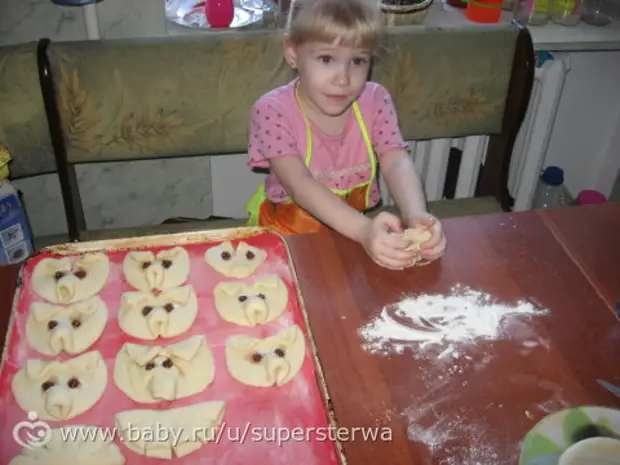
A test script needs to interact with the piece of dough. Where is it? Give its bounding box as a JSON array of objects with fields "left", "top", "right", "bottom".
[
  {"left": 113, "top": 335, "right": 215, "bottom": 403},
  {"left": 204, "top": 240, "right": 267, "bottom": 278},
  {"left": 225, "top": 324, "right": 306, "bottom": 387},
  {"left": 25, "top": 296, "right": 108, "bottom": 356},
  {"left": 118, "top": 285, "right": 198, "bottom": 340},
  {"left": 11, "top": 351, "right": 107, "bottom": 421},
  {"left": 9, "top": 424, "right": 125, "bottom": 465},
  {"left": 122, "top": 246, "right": 190, "bottom": 292},
  {"left": 401, "top": 227, "right": 433, "bottom": 267},
  {"left": 115, "top": 401, "right": 225, "bottom": 459},
  {"left": 214, "top": 274, "right": 288, "bottom": 326},
  {"left": 558, "top": 437, "right": 620, "bottom": 465},
  {"left": 31, "top": 253, "right": 110, "bottom": 304}
]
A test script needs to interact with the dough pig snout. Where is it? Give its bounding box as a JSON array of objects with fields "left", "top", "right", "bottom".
[
  {"left": 56, "top": 275, "right": 78, "bottom": 302},
  {"left": 149, "top": 371, "right": 178, "bottom": 400},
  {"left": 243, "top": 297, "right": 269, "bottom": 325},
  {"left": 145, "top": 264, "right": 165, "bottom": 290},
  {"left": 49, "top": 322, "right": 72, "bottom": 353},
  {"left": 147, "top": 308, "right": 169, "bottom": 336},
  {"left": 45, "top": 385, "right": 73, "bottom": 419},
  {"left": 265, "top": 356, "right": 290, "bottom": 386}
]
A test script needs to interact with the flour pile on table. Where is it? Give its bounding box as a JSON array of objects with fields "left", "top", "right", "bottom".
[{"left": 358, "top": 284, "right": 547, "bottom": 360}]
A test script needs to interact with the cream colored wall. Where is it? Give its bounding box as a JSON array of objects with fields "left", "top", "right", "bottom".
[{"left": 543, "top": 50, "right": 620, "bottom": 199}]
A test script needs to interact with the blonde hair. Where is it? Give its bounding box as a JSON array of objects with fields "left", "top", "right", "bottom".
[{"left": 284, "top": 0, "right": 383, "bottom": 53}]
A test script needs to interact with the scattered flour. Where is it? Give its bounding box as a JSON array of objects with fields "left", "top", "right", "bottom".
[
  {"left": 357, "top": 285, "right": 558, "bottom": 464},
  {"left": 358, "top": 284, "right": 547, "bottom": 361},
  {"left": 402, "top": 404, "right": 505, "bottom": 465}
]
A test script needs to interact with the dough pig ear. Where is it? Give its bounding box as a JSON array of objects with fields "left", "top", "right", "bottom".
[
  {"left": 70, "top": 351, "right": 102, "bottom": 374},
  {"left": 25, "top": 359, "right": 51, "bottom": 380},
  {"left": 128, "top": 251, "right": 155, "bottom": 264},
  {"left": 168, "top": 336, "right": 204, "bottom": 361},
  {"left": 227, "top": 335, "right": 259, "bottom": 352},
  {"left": 74, "top": 298, "right": 99, "bottom": 316},
  {"left": 31, "top": 302, "right": 60, "bottom": 322},
  {"left": 124, "top": 343, "right": 161, "bottom": 365},
  {"left": 211, "top": 241, "right": 234, "bottom": 258},
  {"left": 162, "top": 286, "right": 191, "bottom": 305},
  {"left": 253, "top": 275, "right": 280, "bottom": 290},
  {"left": 158, "top": 246, "right": 185, "bottom": 260},
  {"left": 217, "top": 282, "right": 244, "bottom": 297},
  {"left": 120, "top": 291, "right": 148, "bottom": 313},
  {"left": 276, "top": 325, "right": 301, "bottom": 345},
  {"left": 77, "top": 252, "right": 107, "bottom": 266}
]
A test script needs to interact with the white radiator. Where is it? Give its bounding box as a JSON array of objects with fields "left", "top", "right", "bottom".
[{"left": 379, "top": 53, "right": 571, "bottom": 211}]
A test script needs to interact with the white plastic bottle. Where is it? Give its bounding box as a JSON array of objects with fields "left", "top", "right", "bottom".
[{"left": 531, "top": 166, "right": 573, "bottom": 209}]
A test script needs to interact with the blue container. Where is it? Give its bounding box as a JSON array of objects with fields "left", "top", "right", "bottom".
[{"left": 0, "top": 182, "right": 35, "bottom": 266}]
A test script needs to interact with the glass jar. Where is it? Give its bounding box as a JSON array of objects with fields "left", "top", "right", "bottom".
[
  {"left": 550, "top": 0, "right": 582, "bottom": 24},
  {"left": 514, "top": 0, "right": 549, "bottom": 24},
  {"left": 582, "top": 0, "right": 612, "bottom": 24}
]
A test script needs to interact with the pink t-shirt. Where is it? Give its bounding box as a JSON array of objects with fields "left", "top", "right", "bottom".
[{"left": 247, "top": 79, "right": 408, "bottom": 206}]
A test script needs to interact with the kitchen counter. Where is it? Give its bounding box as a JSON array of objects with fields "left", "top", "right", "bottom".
[
  {"left": 163, "top": 1, "right": 620, "bottom": 52},
  {"left": 423, "top": 2, "right": 620, "bottom": 51}
]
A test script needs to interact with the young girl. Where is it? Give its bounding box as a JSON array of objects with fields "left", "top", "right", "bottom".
[{"left": 245, "top": 0, "right": 446, "bottom": 270}]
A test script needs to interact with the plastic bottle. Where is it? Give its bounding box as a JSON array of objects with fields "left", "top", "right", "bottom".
[{"left": 531, "top": 166, "right": 573, "bottom": 209}]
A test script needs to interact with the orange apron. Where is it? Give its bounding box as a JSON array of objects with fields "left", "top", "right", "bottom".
[{"left": 245, "top": 87, "right": 377, "bottom": 235}]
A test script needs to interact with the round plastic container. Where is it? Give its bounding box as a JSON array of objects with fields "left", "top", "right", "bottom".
[{"left": 466, "top": 0, "right": 504, "bottom": 22}]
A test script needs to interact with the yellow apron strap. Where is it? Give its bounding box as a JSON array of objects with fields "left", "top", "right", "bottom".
[
  {"left": 351, "top": 101, "right": 376, "bottom": 207},
  {"left": 247, "top": 83, "right": 314, "bottom": 226},
  {"left": 246, "top": 183, "right": 266, "bottom": 226},
  {"left": 294, "top": 84, "right": 314, "bottom": 167}
]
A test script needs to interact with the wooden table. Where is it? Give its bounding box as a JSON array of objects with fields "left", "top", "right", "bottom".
[
  {"left": 1, "top": 203, "right": 619, "bottom": 464},
  {"left": 285, "top": 202, "right": 620, "bottom": 465}
]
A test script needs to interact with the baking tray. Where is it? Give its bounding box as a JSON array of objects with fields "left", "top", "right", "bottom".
[{"left": 0, "top": 226, "right": 345, "bottom": 465}]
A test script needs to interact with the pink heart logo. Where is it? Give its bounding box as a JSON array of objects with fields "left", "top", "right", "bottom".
[{"left": 13, "top": 412, "right": 52, "bottom": 449}]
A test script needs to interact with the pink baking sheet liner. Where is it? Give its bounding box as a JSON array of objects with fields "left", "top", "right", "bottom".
[{"left": 0, "top": 232, "right": 340, "bottom": 464}]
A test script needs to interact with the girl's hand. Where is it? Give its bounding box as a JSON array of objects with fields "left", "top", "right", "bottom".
[
  {"left": 407, "top": 213, "right": 446, "bottom": 261},
  {"left": 358, "top": 212, "right": 417, "bottom": 269}
]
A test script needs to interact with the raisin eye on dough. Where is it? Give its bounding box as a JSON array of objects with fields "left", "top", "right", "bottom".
[
  {"left": 41, "top": 380, "right": 55, "bottom": 391},
  {"left": 74, "top": 269, "right": 87, "bottom": 279},
  {"left": 113, "top": 336, "right": 215, "bottom": 403},
  {"left": 32, "top": 253, "right": 110, "bottom": 305},
  {"left": 205, "top": 240, "right": 267, "bottom": 278},
  {"left": 13, "top": 351, "right": 108, "bottom": 421},
  {"left": 123, "top": 247, "right": 190, "bottom": 292},
  {"left": 27, "top": 297, "right": 109, "bottom": 356},
  {"left": 213, "top": 275, "right": 288, "bottom": 327},
  {"left": 225, "top": 325, "right": 306, "bottom": 387},
  {"left": 118, "top": 286, "right": 198, "bottom": 340}
]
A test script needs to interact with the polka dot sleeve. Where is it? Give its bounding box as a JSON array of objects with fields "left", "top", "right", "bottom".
[
  {"left": 371, "top": 85, "right": 408, "bottom": 158},
  {"left": 248, "top": 100, "right": 299, "bottom": 169}
]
